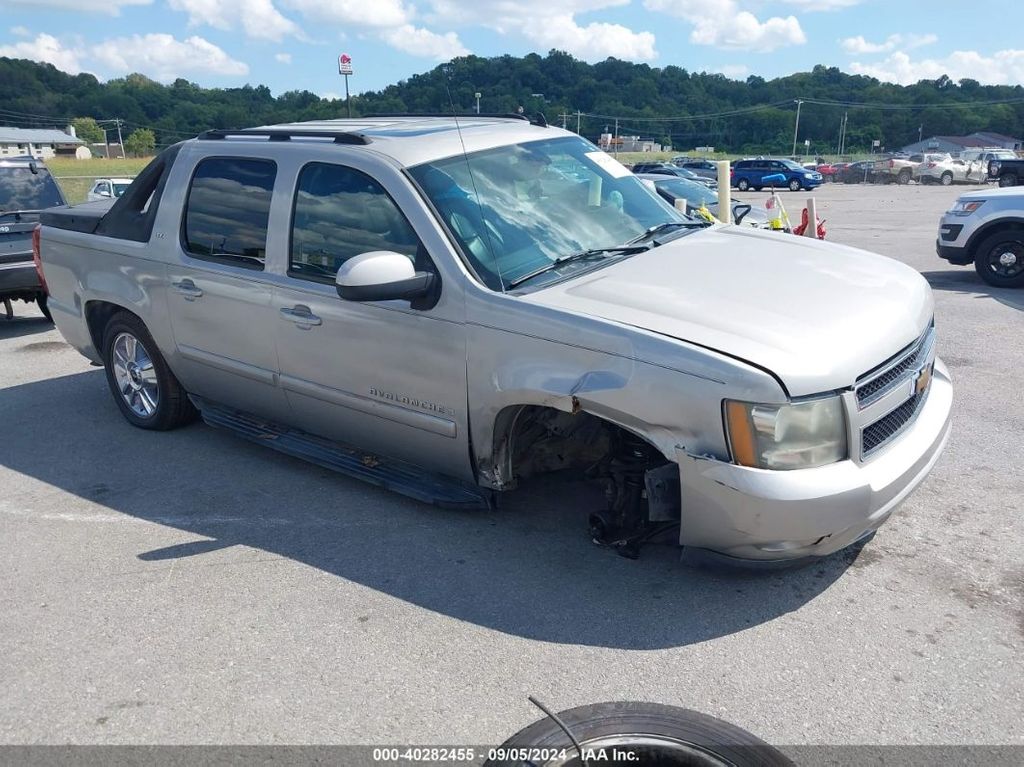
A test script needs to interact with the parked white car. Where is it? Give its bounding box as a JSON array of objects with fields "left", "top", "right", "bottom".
[
  {"left": 915, "top": 156, "right": 988, "bottom": 186},
  {"left": 86, "top": 178, "right": 133, "bottom": 201}
]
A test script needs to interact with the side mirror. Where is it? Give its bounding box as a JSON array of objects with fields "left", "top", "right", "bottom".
[{"left": 335, "top": 251, "right": 435, "bottom": 303}]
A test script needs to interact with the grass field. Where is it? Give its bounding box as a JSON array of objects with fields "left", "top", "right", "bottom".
[{"left": 47, "top": 157, "right": 153, "bottom": 204}]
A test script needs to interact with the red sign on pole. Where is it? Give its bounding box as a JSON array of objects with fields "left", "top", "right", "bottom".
[{"left": 338, "top": 53, "right": 353, "bottom": 76}]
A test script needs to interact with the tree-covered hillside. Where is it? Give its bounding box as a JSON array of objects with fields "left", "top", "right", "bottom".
[{"left": 3, "top": 52, "right": 1024, "bottom": 155}]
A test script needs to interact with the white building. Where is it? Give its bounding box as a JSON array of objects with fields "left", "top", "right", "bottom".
[{"left": 0, "top": 127, "right": 87, "bottom": 159}]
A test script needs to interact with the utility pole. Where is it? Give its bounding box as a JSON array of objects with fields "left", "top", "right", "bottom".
[
  {"left": 791, "top": 99, "right": 804, "bottom": 159},
  {"left": 575, "top": 110, "right": 582, "bottom": 135},
  {"left": 918, "top": 124, "right": 923, "bottom": 143},
  {"left": 115, "top": 118, "right": 124, "bottom": 159},
  {"left": 559, "top": 112, "right": 569, "bottom": 129},
  {"left": 614, "top": 118, "right": 619, "bottom": 157},
  {"left": 475, "top": 92, "right": 481, "bottom": 114},
  {"left": 837, "top": 111, "right": 848, "bottom": 157}
]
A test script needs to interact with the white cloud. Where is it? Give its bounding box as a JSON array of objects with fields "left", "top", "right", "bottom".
[
  {"left": 520, "top": 15, "right": 656, "bottom": 61},
  {"left": 425, "top": 0, "right": 656, "bottom": 62},
  {"left": 380, "top": 25, "right": 470, "bottom": 60},
  {"left": 713, "top": 64, "right": 749, "bottom": 79},
  {"left": 168, "top": 0, "right": 302, "bottom": 42},
  {"left": 849, "top": 49, "right": 1024, "bottom": 86},
  {"left": 2, "top": 0, "right": 150, "bottom": 15},
  {"left": 0, "top": 33, "right": 83, "bottom": 73},
  {"left": 781, "top": 0, "right": 860, "bottom": 10},
  {"left": 274, "top": 52, "right": 292, "bottom": 63},
  {"left": 644, "top": 0, "right": 804, "bottom": 52},
  {"left": 9, "top": 25, "right": 31, "bottom": 37},
  {"left": 841, "top": 33, "right": 937, "bottom": 55},
  {"left": 91, "top": 34, "right": 249, "bottom": 81},
  {"left": 283, "top": 0, "right": 412, "bottom": 28}
]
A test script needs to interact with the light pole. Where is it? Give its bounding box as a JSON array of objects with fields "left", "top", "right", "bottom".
[
  {"left": 791, "top": 99, "right": 804, "bottom": 159},
  {"left": 474, "top": 92, "right": 481, "bottom": 114}
]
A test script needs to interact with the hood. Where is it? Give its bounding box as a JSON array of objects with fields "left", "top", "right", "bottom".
[
  {"left": 525, "top": 226, "right": 933, "bottom": 396},
  {"left": 959, "top": 186, "right": 1024, "bottom": 201}
]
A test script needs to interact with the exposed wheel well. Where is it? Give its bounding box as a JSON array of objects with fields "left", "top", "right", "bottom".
[{"left": 489, "top": 404, "right": 665, "bottom": 488}]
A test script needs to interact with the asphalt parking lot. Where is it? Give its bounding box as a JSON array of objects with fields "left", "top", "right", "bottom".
[{"left": 1, "top": 181, "right": 1022, "bottom": 749}]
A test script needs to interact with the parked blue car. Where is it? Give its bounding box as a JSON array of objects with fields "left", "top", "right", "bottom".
[{"left": 731, "top": 158, "right": 823, "bottom": 192}]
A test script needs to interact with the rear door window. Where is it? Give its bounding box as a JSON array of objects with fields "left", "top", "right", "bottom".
[{"left": 182, "top": 157, "right": 276, "bottom": 270}]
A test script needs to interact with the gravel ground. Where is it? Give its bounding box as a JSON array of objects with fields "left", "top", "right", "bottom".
[{"left": 1, "top": 181, "right": 1021, "bottom": 749}]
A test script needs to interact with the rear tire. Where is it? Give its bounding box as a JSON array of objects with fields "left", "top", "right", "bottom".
[
  {"left": 973, "top": 230, "right": 1024, "bottom": 288},
  {"left": 897, "top": 169, "right": 912, "bottom": 185},
  {"left": 940, "top": 172, "right": 953, "bottom": 186},
  {"left": 999, "top": 173, "right": 1018, "bottom": 187},
  {"left": 485, "top": 702, "right": 793, "bottom": 767},
  {"left": 102, "top": 312, "right": 198, "bottom": 430},
  {"left": 736, "top": 179, "right": 750, "bottom": 192}
]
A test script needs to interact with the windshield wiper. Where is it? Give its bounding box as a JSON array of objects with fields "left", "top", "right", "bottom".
[
  {"left": 506, "top": 245, "right": 650, "bottom": 289},
  {"left": 627, "top": 220, "right": 708, "bottom": 244}
]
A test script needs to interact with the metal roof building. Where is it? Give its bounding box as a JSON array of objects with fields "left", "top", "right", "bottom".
[
  {"left": 900, "top": 133, "right": 1022, "bottom": 156},
  {"left": 0, "top": 127, "right": 86, "bottom": 159}
]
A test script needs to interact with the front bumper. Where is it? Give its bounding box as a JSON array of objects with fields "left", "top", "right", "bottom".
[
  {"left": 936, "top": 242, "right": 972, "bottom": 265},
  {"left": 936, "top": 215, "right": 973, "bottom": 264},
  {"left": 675, "top": 359, "right": 952, "bottom": 562},
  {"left": 0, "top": 260, "right": 41, "bottom": 295}
]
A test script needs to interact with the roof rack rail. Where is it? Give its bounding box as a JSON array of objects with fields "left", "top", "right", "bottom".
[
  {"left": 366, "top": 112, "right": 532, "bottom": 123},
  {"left": 197, "top": 129, "right": 372, "bottom": 145}
]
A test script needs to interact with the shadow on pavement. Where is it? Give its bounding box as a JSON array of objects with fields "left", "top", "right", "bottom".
[
  {"left": 0, "top": 316, "right": 55, "bottom": 341},
  {"left": 922, "top": 269, "right": 1024, "bottom": 312},
  {"left": 0, "top": 371, "right": 866, "bottom": 650}
]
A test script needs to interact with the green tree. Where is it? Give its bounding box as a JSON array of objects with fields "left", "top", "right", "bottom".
[
  {"left": 70, "top": 117, "right": 105, "bottom": 144},
  {"left": 123, "top": 128, "right": 155, "bottom": 157}
]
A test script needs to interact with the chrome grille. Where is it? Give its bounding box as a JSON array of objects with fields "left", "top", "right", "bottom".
[
  {"left": 862, "top": 387, "right": 929, "bottom": 456},
  {"left": 856, "top": 328, "right": 934, "bottom": 409}
]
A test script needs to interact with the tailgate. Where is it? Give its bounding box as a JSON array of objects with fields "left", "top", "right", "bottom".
[{"left": 0, "top": 213, "right": 38, "bottom": 266}]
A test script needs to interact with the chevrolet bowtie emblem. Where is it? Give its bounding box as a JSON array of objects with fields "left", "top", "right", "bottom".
[{"left": 915, "top": 363, "right": 933, "bottom": 396}]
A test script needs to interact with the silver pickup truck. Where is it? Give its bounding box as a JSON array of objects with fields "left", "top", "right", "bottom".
[{"left": 37, "top": 116, "right": 952, "bottom": 564}]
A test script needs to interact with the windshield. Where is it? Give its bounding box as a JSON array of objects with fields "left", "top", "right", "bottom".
[
  {"left": 653, "top": 177, "right": 717, "bottom": 206},
  {"left": 780, "top": 160, "right": 805, "bottom": 171},
  {"left": 113, "top": 182, "right": 131, "bottom": 197},
  {"left": 0, "top": 166, "right": 65, "bottom": 212},
  {"left": 409, "top": 136, "right": 684, "bottom": 291}
]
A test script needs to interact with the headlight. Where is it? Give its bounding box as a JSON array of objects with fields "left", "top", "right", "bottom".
[
  {"left": 724, "top": 396, "right": 847, "bottom": 470},
  {"left": 950, "top": 199, "right": 985, "bottom": 215}
]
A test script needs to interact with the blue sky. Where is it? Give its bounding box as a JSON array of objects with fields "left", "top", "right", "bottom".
[{"left": 1, "top": 0, "right": 1022, "bottom": 98}]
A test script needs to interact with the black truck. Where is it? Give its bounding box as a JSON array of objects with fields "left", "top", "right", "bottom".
[
  {"left": 0, "top": 155, "right": 68, "bottom": 320},
  {"left": 988, "top": 156, "right": 1024, "bottom": 187}
]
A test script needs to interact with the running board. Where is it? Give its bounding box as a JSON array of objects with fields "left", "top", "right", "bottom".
[{"left": 196, "top": 400, "right": 493, "bottom": 510}]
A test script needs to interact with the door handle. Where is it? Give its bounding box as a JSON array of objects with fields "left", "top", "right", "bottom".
[
  {"left": 171, "top": 279, "right": 204, "bottom": 299},
  {"left": 279, "top": 306, "right": 322, "bottom": 327}
]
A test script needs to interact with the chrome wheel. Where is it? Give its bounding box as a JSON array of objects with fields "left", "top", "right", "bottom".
[{"left": 111, "top": 331, "right": 159, "bottom": 418}]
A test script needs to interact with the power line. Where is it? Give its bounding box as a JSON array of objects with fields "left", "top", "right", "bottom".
[
  {"left": 581, "top": 93, "right": 1024, "bottom": 125},
  {"left": 583, "top": 101, "right": 794, "bottom": 123}
]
